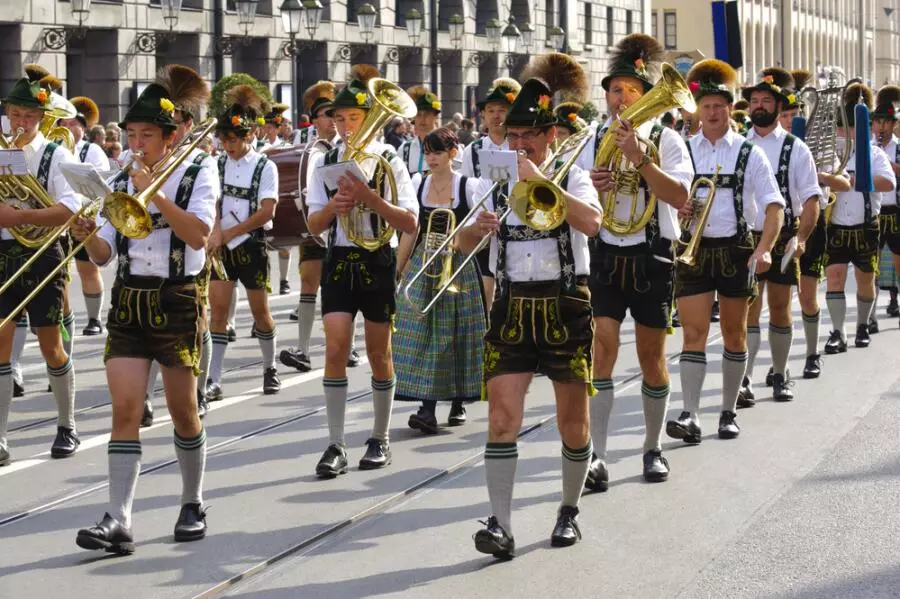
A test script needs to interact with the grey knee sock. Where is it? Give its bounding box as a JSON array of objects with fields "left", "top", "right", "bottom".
[
  {"left": 62, "top": 312, "right": 75, "bottom": 358},
  {"left": 745, "top": 325, "right": 761, "bottom": 381},
  {"left": 826, "top": 291, "right": 846, "bottom": 337},
  {"left": 485, "top": 442, "right": 518, "bottom": 535},
  {"left": 48, "top": 359, "right": 75, "bottom": 430},
  {"left": 679, "top": 351, "right": 707, "bottom": 418},
  {"left": 802, "top": 310, "right": 820, "bottom": 356},
  {"left": 146, "top": 361, "right": 161, "bottom": 400},
  {"left": 278, "top": 253, "right": 290, "bottom": 282},
  {"left": 561, "top": 440, "right": 592, "bottom": 509},
  {"left": 227, "top": 286, "right": 239, "bottom": 328},
  {"left": 589, "top": 379, "right": 614, "bottom": 460},
  {"left": 371, "top": 376, "right": 395, "bottom": 441},
  {"left": 857, "top": 294, "right": 875, "bottom": 329},
  {"left": 256, "top": 327, "right": 277, "bottom": 370},
  {"left": 198, "top": 331, "right": 212, "bottom": 393},
  {"left": 107, "top": 440, "right": 141, "bottom": 528},
  {"left": 642, "top": 381, "right": 669, "bottom": 453},
  {"left": 174, "top": 429, "right": 206, "bottom": 506},
  {"left": 84, "top": 292, "right": 103, "bottom": 322},
  {"left": 324, "top": 376, "right": 348, "bottom": 446},
  {"left": 11, "top": 314, "right": 27, "bottom": 385},
  {"left": 298, "top": 294, "right": 317, "bottom": 354},
  {"left": 0, "top": 364, "right": 12, "bottom": 451},
  {"left": 721, "top": 349, "right": 748, "bottom": 413},
  {"left": 209, "top": 332, "right": 228, "bottom": 385},
  {"left": 769, "top": 323, "right": 793, "bottom": 376}
]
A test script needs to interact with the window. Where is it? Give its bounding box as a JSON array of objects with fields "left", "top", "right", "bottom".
[
  {"left": 663, "top": 11, "right": 676, "bottom": 49},
  {"left": 153, "top": 0, "right": 202, "bottom": 9},
  {"left": 584, "top": 2, "right": 592, "bottom": 46},
  {"left": 606, "top": 6, "right": 614, "bottom": 47},
  {"left": 651, "top": 10, "right": 657, "bottom": 41},
  {"left": 545, "top": 0, "right": 555, "bottom": 28},
  {"left": 625, "top": 10, "right": 633, "bottom": 34}
]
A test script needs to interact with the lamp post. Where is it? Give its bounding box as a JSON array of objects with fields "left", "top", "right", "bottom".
[
  {"left": 236, "top": 0, "right": 259, "bottom": 36},
  {"left": 502, "top": 15, "right": 521, "bottom": 67},
  {"left": 357, "top": 2, "right": 377, "bottom": 44},
  {"left": 520, "top": 21, "right": 534, "bottom": 54},
  {"left": 280, "top": 0, "right": 303, "bottom": 124},
  {"left": 486, "top": 17, "right": 502, "bottom": 51},
  {"left": 405, "top": 8, "right": 423, "bottom": 47},
  {"left": 549, "top": 25, "right": 565, "bottom": 52}
]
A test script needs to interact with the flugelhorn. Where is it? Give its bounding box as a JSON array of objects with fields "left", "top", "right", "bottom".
[{"left": 675, "top": 166, "right": 721, "bottom": 266}]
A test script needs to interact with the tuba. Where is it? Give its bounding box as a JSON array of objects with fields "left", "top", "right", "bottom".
[
  {"left": 594, "top": 64, "right": 697, "bottom": 236},
  {"left": 339, "top": 78, "right": 417, "bottom": 251},
  {"left": 40, "top": 92, "right": 77, "bottom": 152},
  {"left": 675, "top": 166, "right": 721, "bottom": 266}
]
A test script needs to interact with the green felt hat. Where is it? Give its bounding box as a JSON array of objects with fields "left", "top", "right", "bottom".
[
  {"left": 476, "top": 78, "right": 521, "bottom": 110},
  {"left": 601, "top": 33, "right": 664, "bottom": 93},
  {"left": 2, "top": 78, "right": 53, "bottom": 111}
]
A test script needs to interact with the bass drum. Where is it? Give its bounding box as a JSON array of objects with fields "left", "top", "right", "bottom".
[{"left": 263, "top": 146, "right": 325, "bottom": 249}]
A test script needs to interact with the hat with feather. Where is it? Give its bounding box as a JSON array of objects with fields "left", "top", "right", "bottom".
[
  {"left": 477, "top": 77, "right": 522, "bottom": 110},
  {"left": 602, "top": 33, "right": 665, "bottom": 93},
  {"left": 686, "top": 58, "right": 738, "bottom": 103},
  {"left": 303, "top": 81, "right": 336, "bottom": 118},
  {"left": 741, "top": 67, "right": 794, "bottom": 105},
  {"left": 731, "top": 109, "right": 751, "bottom": 134},
  {"left": 505, "top": 52, "right": 589, "bottom": 129},
  {"left": 327, "top": 64, "right": 381, "bottom": 116},
  {"left": 71, "top": 96, "right": 100, "bottom": 128},
  {"left": 733, "top": 98, "right": 749, "bottom": 111},
  {"left": 121, "top": 64, "right": 209, "bottom": 131},
  {"left": 2, "top": 71, "right": 59, "bottom": 111},
  {"left": 840, "top": 82, "right": 873, "bottom": 127},
  {"left": 24, "top": 64, "right": 50, "bottom": 84},
  {"left": 873, "top": 85, "right": 900, "bottom": 122},
  {"left": 554, "top": 101, "right": 583, "bottom": 133},
  {"left": 783, "top": 69, "right": 811, "bottom": 110},
  {"left": 264, "top": 102, "right": 290, "bottom": 125},
  {"left": 407, "top": 85, "right": 441, "bottom": 115},
  {"left": 216, "top": 84, "right": 266, "bottom": 134}
]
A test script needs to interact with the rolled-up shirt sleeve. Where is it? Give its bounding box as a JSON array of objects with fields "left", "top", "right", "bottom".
[
  {"left": 388, "top": 153, "right": 419, "bottom": 218},
  {"left": 790, "top": 141, "right": 824, "bottom": 209},
  {"left": 659, "top": 127, "right": 694, "bottom": 195},
  {"left": 748, "top": 145, "right": 785, "bottom": 212},
  {"left": 50, "top": 148, "right": 82, "bottom": 214},
  {"left": 305, "top": 152, "right": 328, "bottom": 216},
  {"left": 185, "top": 163, "right": 219, "bottom": 230},
  {"left": 873, "top": 145, "right": 898, "bottom": 190},
  {"left": 93, "top": 220, "right": 118, "bottom": 267}
]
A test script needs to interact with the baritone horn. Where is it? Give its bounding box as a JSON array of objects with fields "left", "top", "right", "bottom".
[
  {"left": 595, "top": 63, "right": 697, "bottom": 236},
  {"left": 675, "top": 166, "right": 721, "bottom": 266}
]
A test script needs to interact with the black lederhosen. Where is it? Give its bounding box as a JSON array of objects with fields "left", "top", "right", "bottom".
[
  {"left": 213, "top": 237, "right": 271, "bottom": 291},
  {"left": 300, "top": 243, "right": 327, "bottom": 263},
  {"left": 590, "top": 240, "right": 674, "bottom": 329},
  {"left": 483, "top": 278, "right": 593, "bottom": 384},
  {"left": 751, "top": 224, "right": 800, "bottom": 286},
  {"left": 321, "top": 246, "right": 396, "bottom": 323},
  {"left": 675, "top": 234, "right": 758, "bottom": 300},
  {"left": 799, "top": 212, "right": 827, "bottom": 279},
  {"left": 825, "top": 219, "right": 880, "bottom": 273},
  {"left": 0, "top": 239, "right": 66, "bottom": 328},
  {"left": 880, "top": 205, "right": 900, "bottom": 255}
]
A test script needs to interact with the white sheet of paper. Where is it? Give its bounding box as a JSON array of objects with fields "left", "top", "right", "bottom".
[
  {"left": 220, "top": 211, "right": 250, "bottom": 250},
  {"left": 0, "top": 149, "right": 28, "bottom": 176},
  {"left": 318, "top": 160, "right": 371, "bottom": 193},
  {"left": 479, "top": 150, "right": 518, "bottom": 183},
  {"left": 58, "top": 161, "right": 113, "bottom": 202},
  {"left": 781, "top": 236, "right": 798, "bottom": 273}
]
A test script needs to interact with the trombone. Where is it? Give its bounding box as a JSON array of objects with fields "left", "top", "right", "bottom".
[
  {"left": 675, "top": 166, "right": 721, "bottom": 266},
  {"left": 401, "top": 208, "right": 459, "bottom": 314}
]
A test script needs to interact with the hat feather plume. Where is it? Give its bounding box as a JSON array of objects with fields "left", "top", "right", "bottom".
[
  {"left": 876, "top": 85, "right": 900, "bottom": 108},
  {"left": 154, "top": 65, "right": 209, "bottom": 112},
  {"left": 350, "top": 64, "right": 380, "bottom": 85},
  {"left": 491, "top": 77, "right": 521, "bottom": 94},
  {"left": 520, "top": 52, "right": 588, "bottom": 102},
  {"left": 303, "top": 81, "right": 336, "bottom": 112},
  {"left": 225, "top": 84, "right": 264, "bottom": 114},
  {"left": 790, "top": 69, "right": 811, "bottom": 90},
  {"left": 24, "top": 64, "right": 50, "bottom": 83}
]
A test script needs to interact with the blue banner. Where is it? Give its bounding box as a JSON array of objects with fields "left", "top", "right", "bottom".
[{"left": 712, "top": 1, "right": 729, "bottom": 63}]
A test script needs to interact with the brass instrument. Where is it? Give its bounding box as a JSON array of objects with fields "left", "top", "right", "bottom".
[
  {"left": 802, "top": 73, "right": 862, "bottom": 175},
  {"left": 401, "top": 208, "right": 459, "bottom": 314},
  {"left": 40, "top": 93, "right": 77, "bottom": 152},
  {"left": 594, "top": 63, "right": 697, "bottom": 236},
  {"left": 675, "top": 166, "right": 722, "bottom": 266},
  {"left": 338, "top": 78, "right": 417, "bottom": 251}
]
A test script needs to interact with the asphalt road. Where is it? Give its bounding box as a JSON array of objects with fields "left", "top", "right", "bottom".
[{"left": 0, "top": 259, "right": 897, "bottom": 599}]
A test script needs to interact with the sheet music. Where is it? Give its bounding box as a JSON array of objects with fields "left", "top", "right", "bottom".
[
  {"left": 220, "top": 211, "right": 251, "bottom": 250},
  {"left": 318, "top": 160, "right": 371, "bottom": 193},
  {"left": 0, "top": 149, "right": 29, "bottom": 176},
  {"left": 479, "top": 150, "right": 518, "bottom": 183},
  {"left": 58, "top": 162, "right": 113, "bottom": 203}
]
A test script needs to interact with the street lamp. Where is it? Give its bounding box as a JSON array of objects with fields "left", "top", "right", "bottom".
[
  {"left": 280, "top": 0, "right": 303, "bottom": 38},
  {"left": 405, "top": 8, "right": 423, "bottom": 46},
  {"left": 236, "top": 0, "right": 259, "bottom": 37},
  {"left": 549, "top": 26, "right": 565, "bottom": 50},
  {"left": 357, "top": 3, "right": 377, "bottom": 44},
  {"left": 520, "top": 21, "right": 534, "bottom": 53},
  {"left": 449, "top": 13, "right": 465, "bottom": 49},
  {"left": 485, "top": 18, "right": 502, "bottom": 51},
  {"left": 303, "top": 0, "right": 324, "bottom": 38},
  {"left": 72, "top": 0, "right": 92, "bottom": 29},
  {"left": 502, "top": 16, "right": 521, "bottom": 54}
]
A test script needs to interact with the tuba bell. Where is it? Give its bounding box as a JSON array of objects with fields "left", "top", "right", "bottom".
[
  {"left": 595, "top": 63, "right": 697, "bottom": 236},
  {"left": 40, "top": 92, "right": 78, "bottom": 152}
]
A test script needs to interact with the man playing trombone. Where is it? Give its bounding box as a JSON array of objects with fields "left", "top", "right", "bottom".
[
  {"left": 0, "top": 74, "right": 84, "bottom": 466},
  {"left": 469, "top": 52, "right": 602, "bottom": 558},
  {"left": 585, "top": 33, "right": 694, "bottom": 490}
]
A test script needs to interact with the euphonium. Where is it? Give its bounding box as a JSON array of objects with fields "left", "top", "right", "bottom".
[
  {"left": 675, "top": 166, "right": 721, "bottom": 266},
  {"left": 339, "top": 78, "right": 417, "bottom": 251},
  {"left": 594, "top": 63, "right": 697, "bottom": 236},
  {"left": 39, "top": 92, "right": 77, "bottom": 152}
]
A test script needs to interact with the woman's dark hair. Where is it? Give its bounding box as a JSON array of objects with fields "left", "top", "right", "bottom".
[{"left": 423, "top": 126, "right": 459, "bottom": 154}]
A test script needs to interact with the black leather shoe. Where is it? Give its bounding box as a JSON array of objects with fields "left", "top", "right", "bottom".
[
  {"left": 206, "top": 381, "right": 223, "bottom": 402},
  {"left": 359, "top": 438, "right": 391, "bottom": 470},
  {"left": 289, "top": 308, "right": 299, "bottom": 321},
  {"left": 447, "top": 401, "right": 467, "bottom": 426},
  {"left": 408, "top": 408, "right": 439, "bottom": 434},
  {"left": 0, "top": 446, "right": 10, "bottom": 467},
  {"left": 888, "top": 298, "right": 899, "bottom": 317},
  {"left": 803, "top": 353, "right": 822, "bottom": 378},
  {"left": 13, "top": 379, "right": 23, "bottom": 398},
  {"left": 197, "top": 391, "right": 209, "bottom": 419},
  {"left": 717, "top": 410, "right": 740, "bottom": 439},
  {"left": 315, "top": 444, "right": 348, "bottom": 479},
  {"left": 50, "top": 426, "right": 80, "bottom": 458},
  {"left": 347, "top": 349, "right": 361, "bottom": 368},
  {"left": 279, "top": 280, "right": 290, "bottom": 295},
  {"left": 76, "top": 513, "right": 135, "bottom": 555},
  {"left": 141, "top": 397, "right": 154, "bottom": 428},
  {"left": 824, "top": 330, "right": 847, "bottom": 354},
  {"left": 643, "top": 450, "right": 669, "bottom": 482},
  {"left": 583, "top": 454, "right": 609, "bottom": 492},
  {"left": 737, "top": 376, "right": 756, "bottom": 409},
  {"left": 772, "top": 373, "right": 794, "bottom": 401},
  {"left": 473, "top": 516, "right": 515, "bottom": 559},
  {"left": 250, "top": 325, "right": 257, "bottom": 339},
  {"left": 868, "top": 317, "right": 879, "bottom": 334},
  {"left": 226, "top": 326, "right": 237, "bottom": 343},
  {"left": 263, "top": 367, "right": 281, "bottom": 395},
  {"left": 279, "top": 348, "right": 312, "bottom": 372},
  {"left": 173, "top": 503, "right": 207, "bottom": 542},
  {"left": 855, "top": 324, "right": 871, "bottom": 348},
  {"left": 765, "top": 367, "right": 774, "bottom": 387},
  {"left": 550, "top": 505, "right": 582, "bottom": 547},
  {"left": 82, "top": 318, "right": 103, "bottom": 336},
  {"left": 666, "top": 411, "right": 702, "bottom": 444},
  {"left": 710, "top": 300, "right": 720, "bottom": 323}
]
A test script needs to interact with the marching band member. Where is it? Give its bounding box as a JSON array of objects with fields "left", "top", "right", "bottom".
[
  {"left": 470, "top": 52, "right": 602, "bottom": 558},
  {"left": 0, "top": 73, "right": 84, "bottom": 465},
  {"left": 305, "top": 65, "right": 418, "bottom": 477},
  {"left": 553, "top": 101, "right": 583, "bottom": 144},
  {"left": 260, "top": 103, "right": 295, "bottom": 295},
  {"left": 206, "top": 85, "right": 282, "bottom": 400},
  {"left": 740, "top": 68, "right": 826, "bottom": 404},
  {"left": 585, "top": 34, "right": 693, "bottom": 490},
  {"left": 291, "top": 113, "right": 318, "bottom": 146},
  {"left": 778, "top": 69, "right": 810, "bottom": 132},
  {"left": 872, "top": 85, "right": 900, "bottom": 327},
  {"left": 823, "top": 83, "right": 896, "bottom": 353},
  {"left": 399, "top": 86, "right": 441, "bottom": 175},
  {"left": 72, "top": 65, "right": 218, "bottom": 551},
  {"left": 665, "top": 59, "right": 784, "bottom": 444},
  {"left": 394, "top": 127, "right": 485, "bottom": 433}
]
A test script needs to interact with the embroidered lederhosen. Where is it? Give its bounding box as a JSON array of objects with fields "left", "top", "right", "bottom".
[
  {"left": 824, "top": 162, "right": 880, "bottom": 273},
  {"left": 676, "top": 140, "right": 758, "bottom": 299},
  {"left": 214, "top": 154, "right": 271, "bottom": 289},
  {"left": 752, "top": 134, "right": 801, "bottom": 284}
]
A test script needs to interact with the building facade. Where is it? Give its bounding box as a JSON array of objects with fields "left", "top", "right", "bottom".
[{"left": 1, "top": 0, "right": 652, "bottom": 123}]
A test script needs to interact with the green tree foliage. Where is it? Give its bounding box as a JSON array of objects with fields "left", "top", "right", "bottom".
[{"left": 209, "top": 73, "right": 273, "bottom": 118}]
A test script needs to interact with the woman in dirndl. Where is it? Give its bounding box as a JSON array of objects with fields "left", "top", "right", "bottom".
[
  {"left": 877, "top": 243, "right": 900, "bottom": 320},
  {"left": 394, "top": 127, "right": 486, "bottom": 434}
]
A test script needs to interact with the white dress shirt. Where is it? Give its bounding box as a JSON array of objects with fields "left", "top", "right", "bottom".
[
  {"left": 75, "top": 139, "right": 109, "bottom": 173},
  {"left": 746, "top": 125, "right": 824, "bottom": 231},
  {"left": 410, "top": 172, "right": 480, "bottom": 212},
  {"left": 95, "top": 160, "right": 219, "bottom": 277},
  {"left": 574, "top": 120, "right": 603, "bottom": 173},
  {"left": 219, "top": 148, "right": 279, "bottom": 232},
  {"left": 599, "top": 123, "right": 694, "bottom": 246},
  {"left": 292, "top": 127, "right": 317, "bottom": 147},
  {"left": 687, "top": 128, "right": 784, "bottom": 237},
  {"left": 878, "top": 136, "right": 899, "bottom": 207},
  {"left": 1, "top": 132, "right": 81, "bottom": 241},
  {"left": 461, "top": 135, "right": 509, "bottom": 178},
  {"left": 471, "top": 163, "right": 599, "bottom": 281},
  {"left": 400, "top": 137, "right": 428, "bottom": 175},
  {"left": 297, "top": 133, "right": 340, "bottom": 211},
  {"left": 306, "top": 140, "right": 418, "bottom": 248},
  {"left": 832, "top": 144, "right": 897, "bottom": 225}
]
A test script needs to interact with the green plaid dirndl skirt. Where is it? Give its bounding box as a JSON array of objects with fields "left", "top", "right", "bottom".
[
  {"left": 878, "top": 243, "right": 897, "bottom": 290},
  {"left": 393, "top": 246, "right": 487, "bottom": 402}
]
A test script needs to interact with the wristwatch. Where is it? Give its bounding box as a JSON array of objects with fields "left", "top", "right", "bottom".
[{"left": 635, "top": 153, "right": 652, "bottom": 169}]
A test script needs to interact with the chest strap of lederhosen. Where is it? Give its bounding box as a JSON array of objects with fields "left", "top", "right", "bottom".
[
  {"left": 36, "top": 142, "right": 58, "bottom": 190},
  {"left": 402, "top": 140, "right": 411, "bottom": 171},
  {"left": 79, "top": 143, "right": 90, "bottom": 163},
  {"left": 115, "top": 164, "right": 200, "bottom": 281},
  {"left": 414, "top": 174, "right": 470, "bottom": 248},
  {"left": 470, "top": 137, "right": 484, "bottom": 177},
  {"left": 192, "top": 152, "right": 209, "bottom": 166},
  {"left": 218, "top": 154, "right": 268, "bottom": 239},
  {"left": 776, "top": 133, "right": 798, "bottom": 227},
  {"left": 592, "top": 124, "right": 607, "bottom": 162},
  {"left": 495, "top": 163, "right": 576, "bottom": 298},
  {"left": 639, "top": 124, "right": 666, "bottom": 250},
  {"left": 846, "top": 158, "right": 875, "bottom": 223},
  {"left": 685, "top": 139, "right": 752, "bottom": 239}
]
